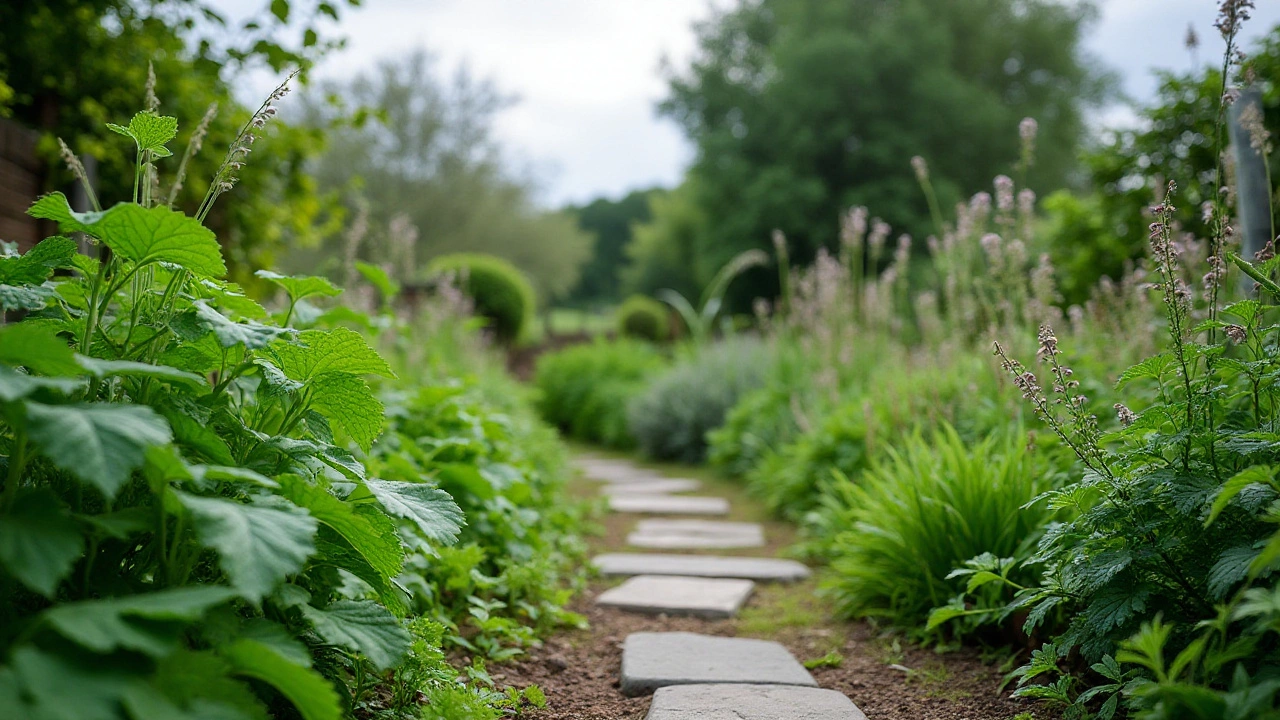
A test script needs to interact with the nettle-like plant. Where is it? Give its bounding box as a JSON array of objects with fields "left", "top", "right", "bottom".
[
  {"left": 0, "top": 80, "right": 474, "bottom": 720},
  {"left": 930, "top": 5, "right": 1280, "bottom": 717},
  {"left": 982, "top": 100, "right": 1280, "bottom": 720}
]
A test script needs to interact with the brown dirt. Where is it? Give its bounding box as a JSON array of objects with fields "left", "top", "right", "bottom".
[{"left": 495, "top": 453, "right": 1046, "bottom": 720}]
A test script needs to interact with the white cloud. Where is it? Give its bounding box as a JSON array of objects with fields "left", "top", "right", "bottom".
[
  {"left": 1085, "top": 0, "right": 1280, "bottom": 107},
  {"left": 224, "top": 0, "right": 1280, "bottom": 206}
]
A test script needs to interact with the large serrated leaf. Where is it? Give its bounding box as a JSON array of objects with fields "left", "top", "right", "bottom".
[
  {"left": 313, "top": 531, "right": 405, "bottom": 615},
  {"left": 309, "top": 372, "right": 384, "bottom": 452},
  {"left": 365, "top": 479, "right": 464, "bottom": 545},
  {"left": 77, "top": 355, "right": 208, "bottom": 389},
  {"left": 220, "top": 639, "right": 342, "bottom": 720},
  {"left": 1206, "top": 466, "right": 1276, "bottom": 527},
  {"left": 177, "top": 492, "right": 318, "bottom": 602},
  {"left": 10, "top": 646, "right": 141, "bottom": 720},
  {"left": 108, "top": 111, "right": 179, "bottom": 153},
  {"left": 30, "top": 194, "right": 225, "bottom": 276},
  {"left": 193, "top": 301, "right": 291, "bottom": 350},
  {"left": 270, "top": 327, "right": 395, "bottom": 381},
  {"left": 1208, "top": 543, "right": 1259, "bottom": 599},
  {"left": 43, "top": 586, "right": 238, "bottom": 656},
  {"left": 0, "top": 322, "right": 82, "bottom": 376},
  {"left": 0, "top": 235, "right": 78, "bottom": 285},
  {"left": 151, "top": 650, "right": 270, "bottom": 720},
  {"left": 0, "top": 489, "right": 84, "bottom": 596},
  {"left": 301, "top": 600, "right": 409, "bottom": 670},
  {"left": 255, "top": 270, "right": 341, "bottom": 304},
  {"left": 256, "top": 360, "right": 305, "bottom": 397},
  {"left": 0, "top": 365, "right": 83, "bottom": 402},
  {"left": 24, "top": 401, "right": 172, "bottom": 498},
  {"left": 278, "top": 475, "right": 403, "bottom": 582},
  {"left": 160, "top": 403, "right": 236, "bottom": 465},
  {"left": 0, "top": 282, "right": 56, "bottom": 312},
  {"left": 1116, "top": 352, "right": 1174, "bottom": 389},
  {"left": 1084, "top": 585, "right": 1151, "bottom": 635}
]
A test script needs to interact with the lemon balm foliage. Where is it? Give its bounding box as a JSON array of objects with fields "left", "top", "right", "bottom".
[{"left": 0, "top": 96, "right": 557, "bottom": 719}]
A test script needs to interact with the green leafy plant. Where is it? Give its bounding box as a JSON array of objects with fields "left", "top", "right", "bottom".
[
  {"left": 368, "top": 382, "right": 589, "bottom": 661},
  {"left": 814, "top": 426, "right": 1060, "bottom": 640},
  {"left": 534, "top": 339, "right": 668, "bottom": 448},
  {"left": 0, "top": 81, "right": 566, "bottom": 720}
]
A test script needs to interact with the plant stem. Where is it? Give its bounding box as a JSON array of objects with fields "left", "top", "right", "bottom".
[
  {"left": 81, "top": 254, "right": 112, "bottom": 355},
  {"left": 2, "top": 432, "right": 27, "bottom": 511}
]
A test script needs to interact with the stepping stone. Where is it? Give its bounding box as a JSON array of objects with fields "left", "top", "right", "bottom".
[
  {"left": 602, "top": 478, "right": 702, "bottom": 495},
  {"left": 629, "top": 519, "right": 765, "bottom": 549},
  {"left": 609, "top": 495, "right": 730, "bottom": 515},
  {"left": 594, "top": 554, "right": 810, "bottom": 582},
  {"left": 636, "top": 519, "right": 763, "bottom": 535},
  {"left": 646, "top": 684, "right": 867, "bottom": 719},
  {"left": 580, "top": 464, "right": 665, "bottom": 484},
  {"left": 620, "top": 632, "right": 816, "bottom": 696},
  {"left": 596, "top": 575, "right": 754, "bottom": 619}
]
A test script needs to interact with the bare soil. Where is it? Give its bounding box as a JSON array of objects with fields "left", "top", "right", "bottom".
[{"left": 495, "top": 454, "right": 1046, "bottom": 720}]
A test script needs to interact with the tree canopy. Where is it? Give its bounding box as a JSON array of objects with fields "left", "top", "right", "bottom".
[
  {"left": 656, "top": 0, "right": 1111, "bottom": 305},
  {"left": 565, "top": 187, "right": 662, "bottom": 306},
  {"left": 297, "top": 53, "right": 593, "bottom": 304},
  {"left": 0, "top": 0, "right": 356, "bottom": 279},
  {"left": 1041, "top": 23, "right": 1280, "bottom": 305}
]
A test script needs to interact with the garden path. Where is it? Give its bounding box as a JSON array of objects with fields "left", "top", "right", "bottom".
[
  {"left": 506, "top": 454, "right": 1040, "bottom": 720},
  {"left": 577, "top": 456, "right": 865, "bottom": 719}
]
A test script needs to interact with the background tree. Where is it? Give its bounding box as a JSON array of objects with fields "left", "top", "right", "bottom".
[
  {"left": 0, "top": 0, "right": 357, "bottom": 279},
  {"left": 564, "top": 187, "right": 662, "bottom": 307},
  {"left": 656, "top": 0, "right": 1111, "bottom": 306},
  {"left": 621, "top": 182, "right": 710, "bottom": 302},
  {"left": 297, "top": 53, "right": 593, "bottom": 304},
  {"left": 1043, "top": 23, "right": 1280, "bottom": 304}
]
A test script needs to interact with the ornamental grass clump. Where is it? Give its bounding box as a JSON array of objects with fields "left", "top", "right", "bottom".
[{"left": 815, "top": 426, "right": 1060, "bottom": 642}]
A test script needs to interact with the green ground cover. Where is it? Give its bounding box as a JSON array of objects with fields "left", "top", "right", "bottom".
[{"left": 0, "top": 98, "right": 584, "bottom": 720}]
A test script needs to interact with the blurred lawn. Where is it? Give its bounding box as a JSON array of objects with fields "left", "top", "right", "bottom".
[{"left": 527, "top": 307, "right": 615, "bottom": 342}]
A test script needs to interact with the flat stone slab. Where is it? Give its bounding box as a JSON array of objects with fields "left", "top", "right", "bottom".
[
  {"left": 594, "top": 554, "right": 810, "bottom": 582},
  {"left": 602, "top": 479, "right": 702, "bottom": 495},
  {"left": 621, "top": 632, "right": 816, "bottom": 696},
  {"left": 627, "top": 532, "right": 765, "bottom": 550},
  {"left": 635, "top": 519, "right": 763, "bottom": 535},
  {"left": 646, "top": 684, "right": 867, "bottom": 719},
  {"left": 575, "top": 459, "right": 663, "bottom": 484},
  {"left": 629, "top": 519, "right": 765, "bottom": 549},
  {"left": 608, "top": 495, "right": 730, "bottom": 515},
  {"left": 596, "top": 575, "right": 754, "bottom": 619}
]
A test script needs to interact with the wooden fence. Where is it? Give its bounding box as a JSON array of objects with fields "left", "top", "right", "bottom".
[{"left": 0, "top": 118, "right": 44, "bottom": 252}]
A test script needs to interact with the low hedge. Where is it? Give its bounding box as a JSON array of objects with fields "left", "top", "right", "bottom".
[
  {"left": 430, "top": 253, "right": 537, "bottom": 343},
  {"left": 534, "top": 339, "right": 667, "bottom": 448},
  {"left": 616, "top": 294, "right": 670, "bottom": 342}
]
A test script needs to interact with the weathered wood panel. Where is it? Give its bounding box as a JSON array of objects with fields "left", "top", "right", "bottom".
[{"left": 0, "top": 119, "right": 43, "bottom": 251}]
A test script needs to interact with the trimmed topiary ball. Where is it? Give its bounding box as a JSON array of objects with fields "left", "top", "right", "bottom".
[
  {"left": 616, "top": 294, "right": 670, "bottom": 342},
  {"left": 430, "top": 253, "right": 537, "bottom": 343}
]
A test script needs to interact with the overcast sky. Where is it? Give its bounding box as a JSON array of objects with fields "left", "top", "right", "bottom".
[{"left": 233, "top": 0, "right": 1280, "bottom": 207}]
